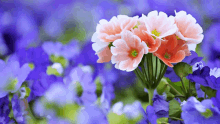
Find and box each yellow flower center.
[133,21,141,29]
[131,50,138,57]
[5,78,18,91]
[164,52,171,59]
[151,29,161,39]
[108,42,114,49]
[176,35,181,40]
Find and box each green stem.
[188,80,191,96]
[147,88,154,105]
[167,84,183,96]
[180,77,187,95]
[168,117,184,121]
[155,57,158,84]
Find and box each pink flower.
[174,11,204,45]
[92,15,138,63]
[111,30,148,72]
[142,10,177,39]
[153,34,190,67]
[132,20,161,53]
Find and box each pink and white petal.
[99,19,109,25]
[140,41,149,54]
[111,53,130,63]
[124,16,138,30]
[147,11,158,29]
[119,59,132,71]
[133,49,144,67]
[133,35,142,48]
[111,47,129,56]
[122,30,136,48]
[92,41,109,53]
[91,32,99,42]
[156,12,168,30]
[106,34,121,41]
[126,60,136,72]
[159,24,177,39]
[97,47,112,63]
[112,39,130,51]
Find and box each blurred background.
[0,0,219,105]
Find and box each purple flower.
[11,94,27,124]
[165,51,203,82]
[187,66,220,90]
[0,58,31,98]
[201,0,220,20]
[0,95,10,124]
[77,105,108,124]
[42,41,80,60]
[211,90,220,110]
[15,46,50,81]
[64,66,97,105]
[181,97,220,124]
[138,105,157,124]
[195,83,205,98]
[202,23,220,61]
[28,73,63,102]
[152,94,169,118]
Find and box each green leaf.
[25,87,31,98]
[169,99,182,118]
[157,117,169,124]
[50,55,69,68]
[108,113,128,124]
[157,78,169,95]
[173,62,192,78]
[200,85,217,98]
[95,77,103,97]
[201,109,213,118]
[46,66,61,76]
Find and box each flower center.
[151,29,161,39]
[133,21,141,29]
[108,42,114,49]
[5,78,18,91]
[201,109,213,118]
[164,52,171,59]
[131,50,138,57]
[75,81,83,97]
[176,35,181,40]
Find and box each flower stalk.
[135,53,168,105]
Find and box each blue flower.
[165,51,203,82]
[138,105,157,124]
[28,73,63,102]
[181,97,220,124]
[201,23,220,61]
[77,105,108,124]
[0,95,10,124]
[11,94,27,124]
[195,83,205,98]
[64,66,97,105]
[0,8,39,55]
[15,46,50,81]
[211,90,220,110]
[0,58,31,98]
[187,66,220,90]
[42,41,80,60]
[201,0,220,20]
[152,94,169,118]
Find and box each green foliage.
[201,109,213,118]
[157,78,170,95]
[173,62,192,78]
[28,63,35,70]
[95,77,103,97]
[50,55,69,68]
[157,117,169,124]
[46,66,61,76]
[200,85,217,98]
[108,112,142,124]
[169,99,182,118]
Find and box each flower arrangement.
[0,1,220,123]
